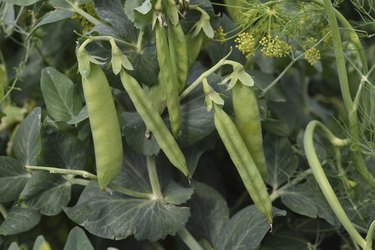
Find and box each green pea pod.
[214,104,272,224]
[168,22,188,93]
[81,63,123,190]
[232,83,268,180]
[120,70,189,177]
[186,31,205,69]
[155,24,181,138]
[0,64,7,102]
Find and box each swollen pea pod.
[0,64,7,101]
[186,31,205,69]
[79,61,123,190]
[214,104,273,224]
[155,24,181,138]
[232,83,268,181]
[119,70,189,177]
[168,22,188,93]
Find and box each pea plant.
[0,0,375,249]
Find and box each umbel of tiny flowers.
[77,45,107,78]
[110,39,134,75]
[203,78,224,112]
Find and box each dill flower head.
[215,26,226,43]
[303,37,321,65]
[259,35,291,57]
[235,32,255,55]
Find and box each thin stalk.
[304,120,365,248]
[177,228,204,250]
[146,156,163,199]
[270,169,313,202]
[66,1,102,26]
[26,165,97,180]
[136,30,144,53]
[75,34,138,51]
[364,220,375,250]
[107,183,152,200]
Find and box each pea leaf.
[281,177,338,226]
[7,242,20,250]
[63,227,94,250]
[0,157,31,203]
[264,134,298,188]
[64,149,192,241]
[41,67,82,122]
[33,235,51,250]
[13,107,41,166]
[3,0,41,6]
[0,207,41,236]
[186,182,230,246]
[215,206,286,250]
[19,172,72,216]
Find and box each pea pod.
[186,31,205,69]
[155,24,181,138]
[232,83,268,180]
[120,70,189,177]
[80,63,123,190]
[168,22,188,92]
[214,104,272,224]
[0,64,7,102]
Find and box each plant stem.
[136,30,144,53]
[177,228,204,250]
[304,120,365,248]
[270,169,313,202]
[25,165,97,180]
[364,220,375,250]
[0,204,7,219]
[107,183,152,200]
[146,156,163,199]
[66,1,102,26]
[179,51,232,100]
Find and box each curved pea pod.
[186,31,204,69]
[120,70,189,177]
[168,22,188,92]
[155,24,181,138]
[81,64,123,190]
[214,104,272,224]
[232,83,268,180]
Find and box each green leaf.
[19,172,71,216]
[281,178,338,226]
[13,107,41,166]
[41,67,82,122]
[39,126,87,170]
[260,230,311,250]
[134,0,152,15]
[215,206,286,250]
[128,45,159,86]
[65,149,192,241]
[0,157,30,202]
[3,0,41,6]
[48,0,72,9]
[264,134,298,188]
[121,111,160,156]
[0,207,41,236]
[27,9,73,40]
[64,182,190,241]
[7,242,20,250]
[187,182,229,245]
[33,235,51,250]
[183,135,215,175]
[123,0,155,30]
[63,227,94,250]
[67,106,88,125]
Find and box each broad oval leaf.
[64,182,190,241]
[33,235,51,250]
[0,207,41,236]
[0,156,30,202]
[13,107,41,166]
[3,0,41,6]
[63,227,94,250]
[41,67,82,122]
[215,206,286,250]
[19,172,71,216]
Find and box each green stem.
[177,228,204,250]
[146,156,163,199]
[25,165,97,180]
[270,169,313,202]
[0,204,7,219]
[179,50,232,100]
[107,183,152,200]
[304,120,365,248]
[136,30,144,53]
[66,1,102,26]
[364,220,375,250]
[76,34,138,51]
